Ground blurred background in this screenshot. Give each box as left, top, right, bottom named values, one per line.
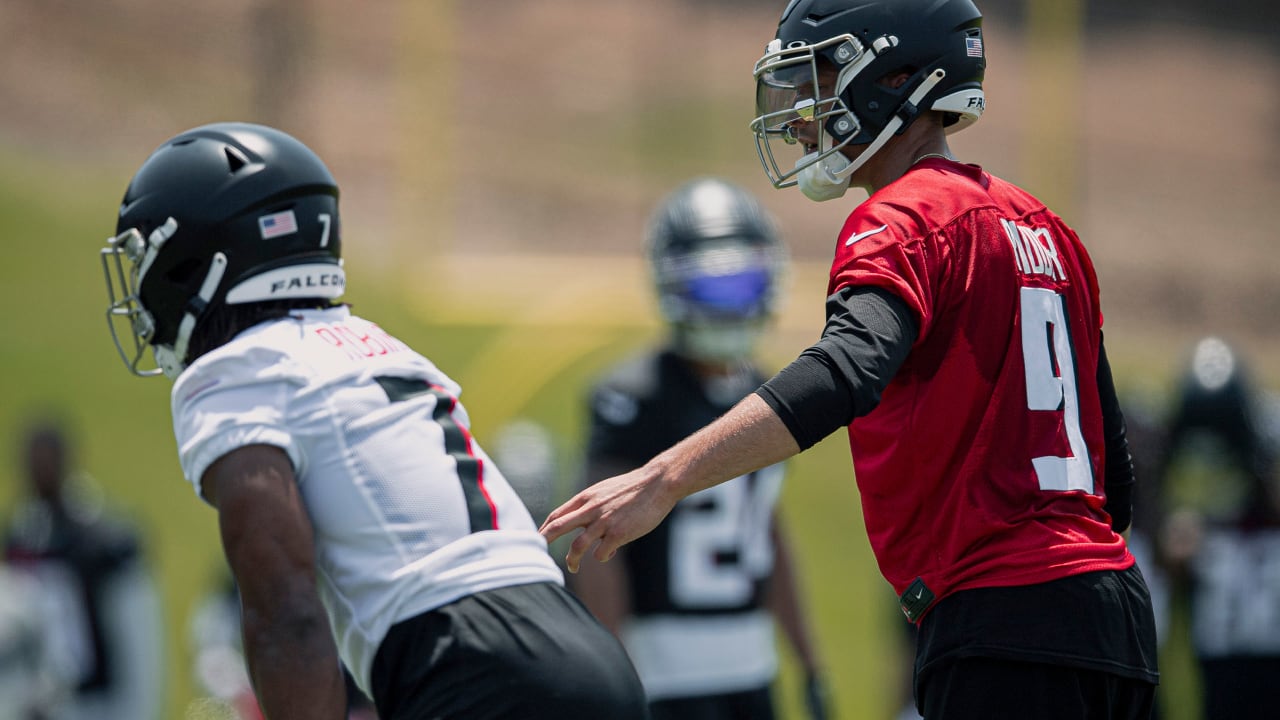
left=1, top=0, right=1277, bottom=718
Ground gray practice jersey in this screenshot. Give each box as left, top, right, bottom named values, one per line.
left=170, top=306, right=563, bottom=697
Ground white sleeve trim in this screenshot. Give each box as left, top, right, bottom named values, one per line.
left=185, top=425, right=301, bottom=501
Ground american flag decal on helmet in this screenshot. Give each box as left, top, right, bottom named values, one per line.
left=965, top=35, right=983, bottom=58
left=258, top=209, right=298, bottom=239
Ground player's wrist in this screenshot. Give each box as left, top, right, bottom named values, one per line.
left=639, top=454, right=692, bottom=510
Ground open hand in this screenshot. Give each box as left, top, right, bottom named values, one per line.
left=539, top=466, right=679, bottom=573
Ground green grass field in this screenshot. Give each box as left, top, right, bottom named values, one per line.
left=0, top=145, right=1199, bottom=720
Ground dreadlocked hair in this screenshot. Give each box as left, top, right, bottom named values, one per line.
left=185, top=298, right=339, bottom=365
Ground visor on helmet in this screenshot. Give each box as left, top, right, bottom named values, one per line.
left=656, top=244, right=776, bottom=323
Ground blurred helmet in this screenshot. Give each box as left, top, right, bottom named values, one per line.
left=1173, top=337, right=1258, bottom=449
left=101, top=122, right=344, bottom=379
left=1164, top=337, right=1269, bottom=521
left=647, top=178, right=785, bottom=364
left=751, top=0, right=986, bottom=191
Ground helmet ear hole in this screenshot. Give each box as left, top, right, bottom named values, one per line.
left=165, top=257, right=204, bottom=285
left=224, top=146, right=249, bottom=173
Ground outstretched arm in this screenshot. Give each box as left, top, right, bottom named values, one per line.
left=542, top=286, right=917, bottom=573
left=202, top=444, right=347, bottom=720
left=540, top=393, right=800, bottom=572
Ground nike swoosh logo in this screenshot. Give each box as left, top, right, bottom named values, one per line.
left=845, top=224, right=888, bottom=246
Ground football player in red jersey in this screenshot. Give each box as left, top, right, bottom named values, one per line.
left=541, top=1, right=1159, bottom=718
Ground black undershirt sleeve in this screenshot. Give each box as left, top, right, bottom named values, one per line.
left=756, top=286, right=918, bottom=451
left=1097, top=335, right=1135, bottom=532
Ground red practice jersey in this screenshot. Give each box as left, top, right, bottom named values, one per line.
left=829, top=158, right=1133, bottom=609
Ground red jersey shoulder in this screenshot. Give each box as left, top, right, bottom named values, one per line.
left=836, top=164, right=992, bottom=249
left=829, top=164, right=995, bottom=297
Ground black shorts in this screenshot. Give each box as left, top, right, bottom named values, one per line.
left=916, top=566, right=1157, bottom=712
left=371, top=581, right=649, bottom=720
left=920, top=656, right=1156, bottom=720
left=1199, top=657, right=1280, bottom=717
left=649, top=685, right=774, bottom=720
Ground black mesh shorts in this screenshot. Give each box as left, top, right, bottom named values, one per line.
left=919, top=655, right=1156, bottom=720
left=370, top=581, right=649, bottom=720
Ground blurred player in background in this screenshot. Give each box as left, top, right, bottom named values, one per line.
left=0, top=564, right=68, bottom=719
left=1156, top=336, right=1280, bottom=718
left=542, top=1, right=1159, bottom=718
left=98, top=122, right=647, bottom=720
left=3, top=418, right=164, bottom=720
left=571, top=178, right=829, bottom=720
left=188, top=574, right=262, bottom=720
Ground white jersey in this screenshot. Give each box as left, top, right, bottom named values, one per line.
left=170, top=306, right=563, bottom=697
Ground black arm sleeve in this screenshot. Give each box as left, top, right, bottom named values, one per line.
left=756, top=286, right=918, bottom=450
left=1097, top=334, right=1135, bottom=532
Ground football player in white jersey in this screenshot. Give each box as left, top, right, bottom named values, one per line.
left=99, top=122, right=648, bottom=720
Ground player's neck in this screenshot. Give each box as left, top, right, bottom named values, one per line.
left=862, top=125, right=952, bottom=194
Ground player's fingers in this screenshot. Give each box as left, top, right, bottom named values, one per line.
left=539, top=504, right=590, bottom=545
left=539, top=501, right=582, bottom=541
left=564, top=523, right=604, bottom=574
left=592, top=533, right=620, bottom=564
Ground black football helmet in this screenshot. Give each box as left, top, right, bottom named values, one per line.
left=647, top=178, right=785, bottom=363
left=751, top=0, right=986, bottom=189
left=1162, top=337, right=1272, bottom=522
left=101, top=122, right=345, bottom=378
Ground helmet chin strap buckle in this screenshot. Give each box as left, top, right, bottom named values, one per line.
left=870, top=35, right=898, bottom=54
left=895, top=101, right=921, bottom=126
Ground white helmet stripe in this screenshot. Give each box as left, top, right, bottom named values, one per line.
left=224, top=263, right=346, bottom=304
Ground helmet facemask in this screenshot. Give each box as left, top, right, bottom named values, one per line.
left=752, top=33, right=950, bottom=200
left=751, top=34, right=873, bottom=191
left=102, top=227, right=159, bottom=376
left=101, top=218, right=230, bottom=379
